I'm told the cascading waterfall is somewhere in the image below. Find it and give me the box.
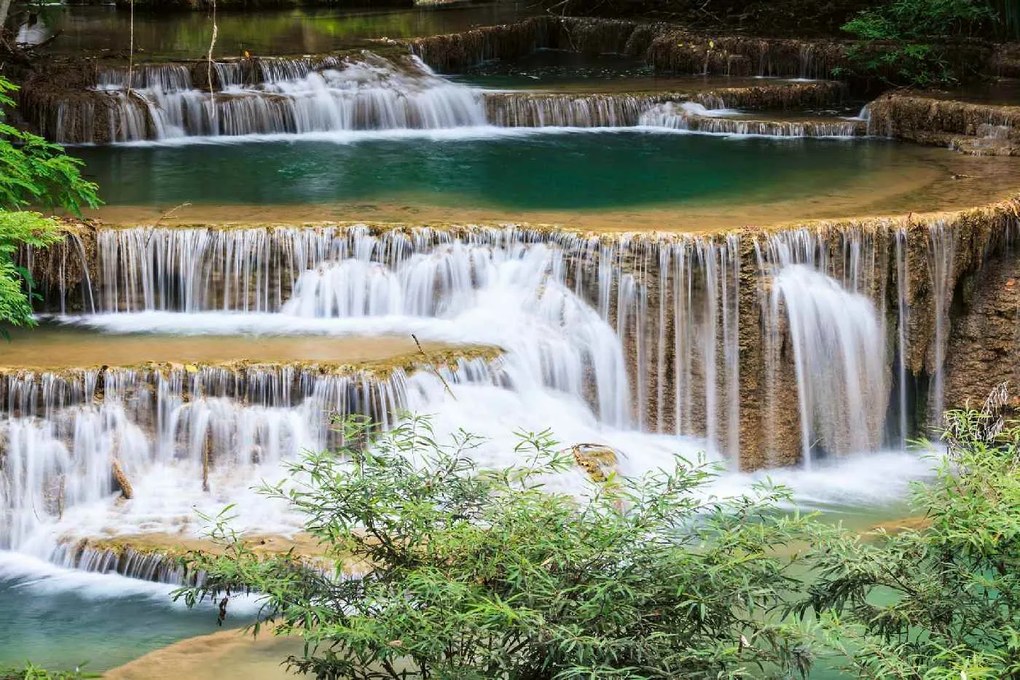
[0,362,504,555]
[35,48,853,144]
[38,224,911,460]
[927,222,956,426]
[894,228,909,447]
[280,242,633,427]
[80,54,488,142]
[7,221,956,582]
[770,266,887,466]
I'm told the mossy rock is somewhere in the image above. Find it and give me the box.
[570,443,619,482]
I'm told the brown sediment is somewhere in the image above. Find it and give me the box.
[0,346,504,385]
[105,626,302,680]
[68,532,329,562]
[0,329,482,372]
[866,515,932,535]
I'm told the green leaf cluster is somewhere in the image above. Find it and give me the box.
[0,75,100,332]
[840,0,995,86]
[799,395,1020,678]
[0,663,98,680]
[179,416,818,680]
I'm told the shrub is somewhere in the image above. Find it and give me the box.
[0,663,97,680]
[0,75,99,331]
[840,0,995,86]
[798,387,1020,678]
[178,416,819,680]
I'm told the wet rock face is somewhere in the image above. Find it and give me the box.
[408,15,857,79]
[944,254,1020,411]
[571,443,619,482]
[18,205,1020,471]
[866,94,1020,156]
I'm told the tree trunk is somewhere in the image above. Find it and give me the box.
[0,0,12,38]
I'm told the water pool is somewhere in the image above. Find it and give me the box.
[74,131,1020,230]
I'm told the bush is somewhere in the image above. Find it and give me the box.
[798,387,1020,678]
[179,416,820,680]
[840,0,995,86]
[0,664,97,680]
[0,75,99,331]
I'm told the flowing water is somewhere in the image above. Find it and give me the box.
[3,205,946,680]
[2,8,994,674]
[5,225,942,563]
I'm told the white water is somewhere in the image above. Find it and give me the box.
[772,265,887,465]
[75,54,488,143]
[639,101,863,138]
[4,226,936,589]
[45,51,862,144]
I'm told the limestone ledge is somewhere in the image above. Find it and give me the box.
[0,346,504,380]
[407,15,995,82]
[866,93,1020,156]
[60,532,350,585]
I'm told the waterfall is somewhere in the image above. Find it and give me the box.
[894,228,909,447]
[770,265,887,466]
[927,222,956,427]
[639,101,864,138]
[35,47,853,144]
[8,221,962,575]
[77,54,488,142]
[0,359,505,557]
[38,223,907,465]
[280,242,633,427]
[484,93,655,127]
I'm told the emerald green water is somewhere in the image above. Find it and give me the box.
[75,132,938,212]
[0,555,242,673]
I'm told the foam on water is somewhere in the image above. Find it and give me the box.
[5,229,941,591]
[0,550,258,608]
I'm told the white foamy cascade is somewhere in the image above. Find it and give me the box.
[4,223,945,584]
[1,363,490,555]
[87,53,487,142]
[282,242,632,427]
[771,265,888,465]
[640,101,863,138]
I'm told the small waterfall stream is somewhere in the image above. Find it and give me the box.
[771,265,886,466]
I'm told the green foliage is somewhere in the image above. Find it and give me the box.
[0,663,98,680]
[0,211,61,332]
[0,78,99,215]
[179,416,819,680]
[840,0,995,86]
[0,75,99,332]
[989,0,1020,38]
[798,393,1020,678]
